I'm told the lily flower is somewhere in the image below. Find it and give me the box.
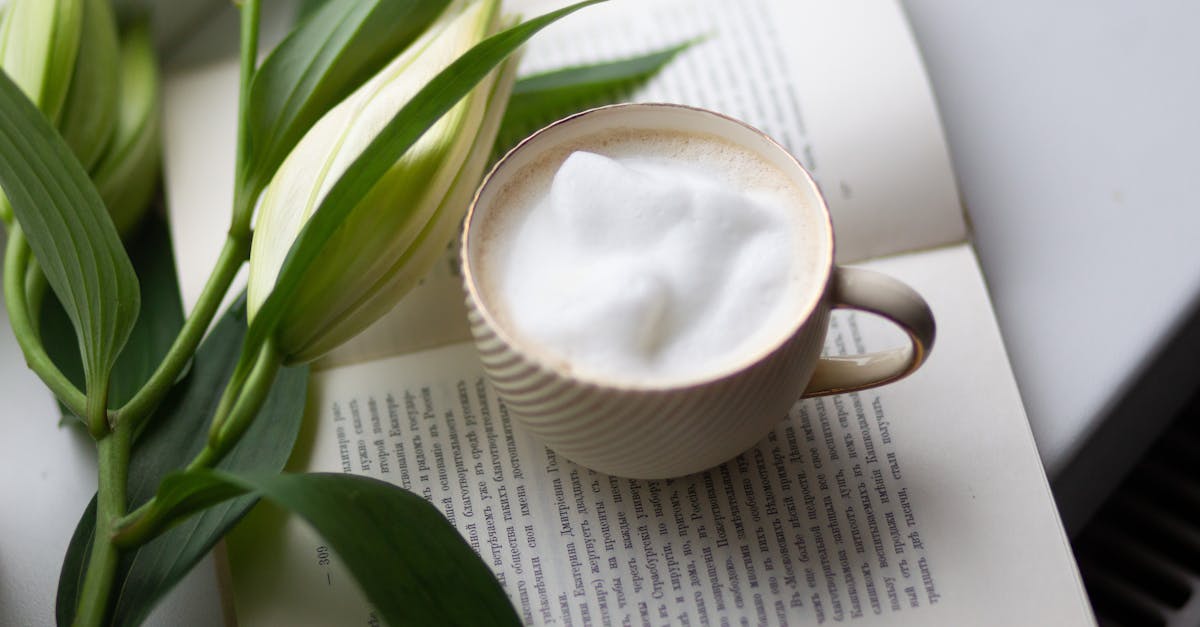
[247,0,518,363]
[0,0,153,232]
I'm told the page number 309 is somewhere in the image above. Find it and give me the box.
[316,545,331,566]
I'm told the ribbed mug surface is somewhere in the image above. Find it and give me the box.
[462,104,837,479]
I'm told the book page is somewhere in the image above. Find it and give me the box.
[514,0,966,263]
[227,243,1093,626]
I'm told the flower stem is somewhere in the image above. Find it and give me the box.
[73,421,132,627]
[200,336,281,467]
[23,256,48,341]
[115,234,249,430]
[112,338,281,549]
[231,0,262,238]
[85,379,111,438]
[3,225,88,418]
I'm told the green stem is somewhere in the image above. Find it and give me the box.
[112,339,281,549]
[73,422,132,627]
[85,379,111,438]
[199,337,281,467]
[115,234,249,429]
[230,0,262,238]
[3,226,88,417]
[205,348,256,443]
[23,256,47,341]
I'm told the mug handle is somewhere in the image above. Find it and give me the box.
[801,266,936,398]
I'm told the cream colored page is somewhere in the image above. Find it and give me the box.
[514,0,966,262]
[229,244,1093,626]
[767,0,966,261]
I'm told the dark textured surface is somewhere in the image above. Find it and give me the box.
[1074,394,1200,627]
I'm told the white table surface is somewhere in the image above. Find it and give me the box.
[901,0,1200,530]
[3,1,1197,624]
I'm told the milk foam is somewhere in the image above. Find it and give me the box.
[482,130,817,384]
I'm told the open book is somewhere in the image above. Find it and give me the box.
[162,0,1096,624]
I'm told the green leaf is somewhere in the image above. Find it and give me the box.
[56,298,309,626]
[176,471,522,626]
[58,0,120,172]
[494,39,697,157]
[295,0,332,23]
[243,0,449,205]
[39,212,184,418]
[125,470,247,531]
[0,68,139,400]
[56,499,94,627]
[108,220,184,409]
[246,0,603,366]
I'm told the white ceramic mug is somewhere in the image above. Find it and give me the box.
[461,103,935,479]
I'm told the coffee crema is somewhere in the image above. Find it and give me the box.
[478,128,821,384]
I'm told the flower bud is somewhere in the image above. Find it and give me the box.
[248,0,518,363]
[0,0,83,124]
[58,0,120,172]
[92,20,160,237]
[0,0,123,226]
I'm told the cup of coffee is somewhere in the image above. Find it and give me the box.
[461,103,934,479]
